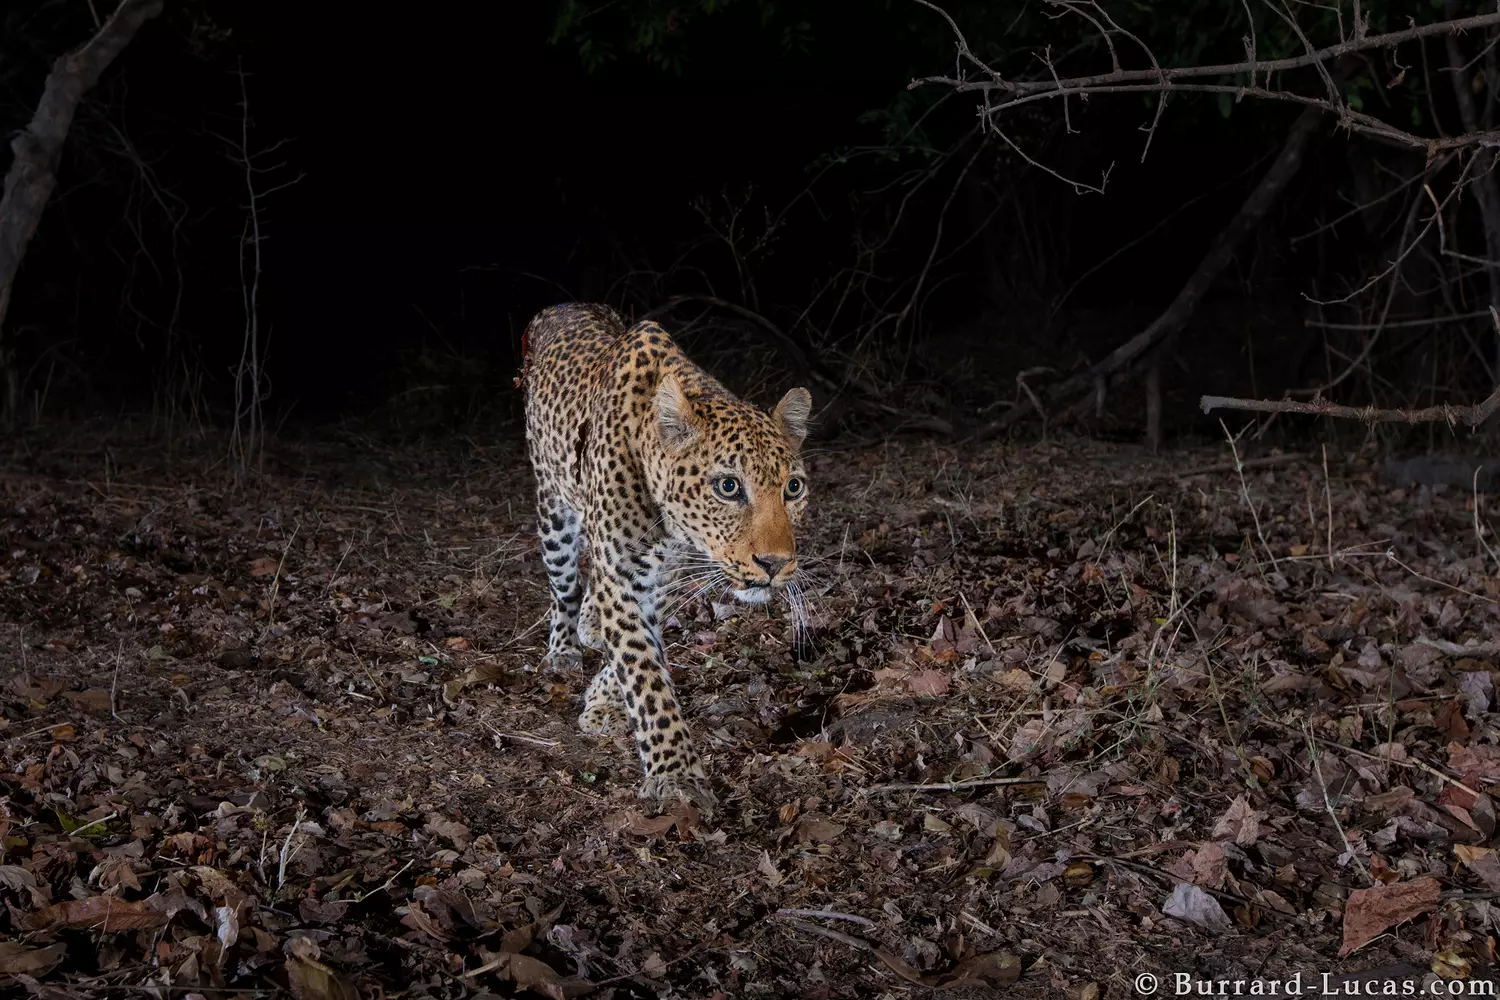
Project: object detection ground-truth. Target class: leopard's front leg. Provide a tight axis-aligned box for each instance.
[593,562,717,814]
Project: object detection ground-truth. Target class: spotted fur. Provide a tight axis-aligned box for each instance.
[521,303,812,813]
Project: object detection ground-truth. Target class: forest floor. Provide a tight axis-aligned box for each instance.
[3,421,1500,999]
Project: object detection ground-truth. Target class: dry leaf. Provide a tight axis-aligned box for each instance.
[906,669,951,696]
[794,814,846,843]
[997,668,1032,692]
[1449,742,1500,780]
[1455,844,1500,891]
[1162,883,1231,933]
[286,954,360,1000]
[1211,795,1264,846]
[1007,717,1051,761]
[62,688,112,714]
[0,941,66,976]
[22,893,169,931]
[215,905,240,957]
[423,812,471,849]
[758,850,784,888]
[501,922,535,956]
[249,556,280,578]
[509,952,567,995]
[936,949,1022,988]
[1169,842,1228,889]
[1339,877,1441,957]
[615,803,698,840]
[400,899,451,941]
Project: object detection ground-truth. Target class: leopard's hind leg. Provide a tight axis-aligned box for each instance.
[535,487,586,668]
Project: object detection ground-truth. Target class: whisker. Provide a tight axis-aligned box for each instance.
[662,572,726,621]
[661,567,726,603]
[784,574,822,659]
[656,571,724,601]
[784,580,813,659]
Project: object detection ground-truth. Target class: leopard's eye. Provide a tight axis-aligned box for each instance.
[785,476,806,500]
[712,476,742,501]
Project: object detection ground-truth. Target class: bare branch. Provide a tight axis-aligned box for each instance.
[1200,386,1500,426]
[912,8,1500,98]
[1304,310,1497,331]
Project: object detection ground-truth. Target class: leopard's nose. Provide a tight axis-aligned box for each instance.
[752,554,791,581]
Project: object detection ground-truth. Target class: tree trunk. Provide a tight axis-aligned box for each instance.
[971,102,1325,441]
[0,0,164,424]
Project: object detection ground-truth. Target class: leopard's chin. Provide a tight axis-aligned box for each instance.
[731,586,772,605]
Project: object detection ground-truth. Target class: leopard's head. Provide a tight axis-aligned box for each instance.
[652,373,812,605]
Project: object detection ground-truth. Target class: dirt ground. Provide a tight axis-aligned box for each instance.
[4,421,1500,999]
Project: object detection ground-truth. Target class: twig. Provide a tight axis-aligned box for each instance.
[1015,367,1050,438]
[776,908,877,928]
[353,859,414,903]
[110,640,123,722]
[1221,420,1279,572]
[484,724,563,749]
[957,591,998,659]
[1384,549,1496,603]
[1322,443,1335,571]
[1308,727,1373,885]
[1266,717,1482,798]
[1174,453,1308,479]
[863,776,1046,794]
[68,811,119,838]
[266,522,299,627]
[1305,310,1496,330]
[276,808,307,891]
[1201,385,1500,426]
[4,721,75,744]
[773,915,924,985]
[913,9,1500,102]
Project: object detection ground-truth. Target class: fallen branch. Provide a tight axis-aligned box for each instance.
[1199,385,1500,427]
[970,103,1325,440]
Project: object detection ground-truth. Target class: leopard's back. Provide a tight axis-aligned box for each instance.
[521,303,630,507]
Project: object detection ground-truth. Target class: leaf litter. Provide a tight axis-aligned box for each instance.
[2,430,1500,994]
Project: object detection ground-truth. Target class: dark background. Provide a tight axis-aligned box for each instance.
[1,0,1491,443]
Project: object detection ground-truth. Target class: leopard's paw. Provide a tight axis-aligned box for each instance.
[540,646,583,674]
[638,771,719,817]
[578,704,629,736]
[576,603,607,652]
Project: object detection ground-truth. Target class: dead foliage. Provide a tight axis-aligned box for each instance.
[3,428,1500,995]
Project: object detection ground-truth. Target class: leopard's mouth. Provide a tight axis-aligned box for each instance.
[730,584,773,605]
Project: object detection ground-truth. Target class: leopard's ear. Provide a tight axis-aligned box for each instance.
[656,372,698,452]
[774,387,812,447]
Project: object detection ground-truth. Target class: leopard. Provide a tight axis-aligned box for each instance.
[520,302,813,813]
